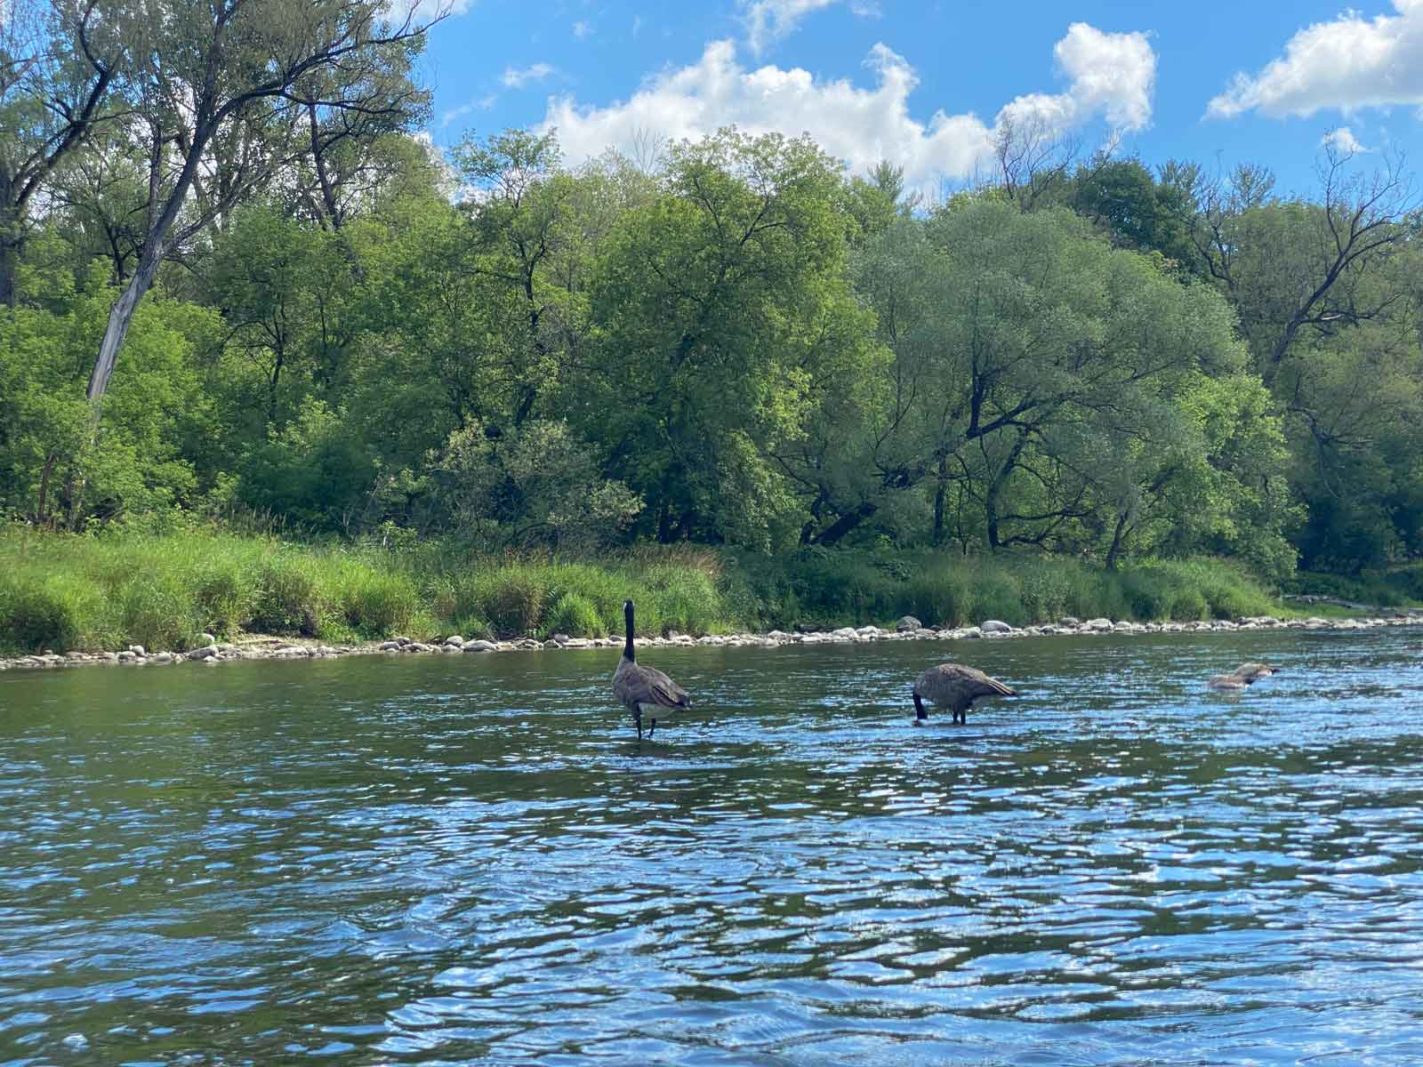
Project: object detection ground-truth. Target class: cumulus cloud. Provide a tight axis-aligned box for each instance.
[1322,126,1370,154]
[741,0,877,55]
[573,19,592,38]
[502,62,556,89]
[539,23,1154,192]
[381,0,473,24]
[1209,1,1423,118]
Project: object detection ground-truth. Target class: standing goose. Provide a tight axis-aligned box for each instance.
[612,599,691,740]
[1206,661,1280,691]
[912,663,1017,725]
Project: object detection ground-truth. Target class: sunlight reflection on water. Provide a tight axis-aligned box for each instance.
[1,627,1421,1064]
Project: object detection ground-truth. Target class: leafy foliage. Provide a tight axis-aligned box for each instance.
[3,101,1420,580]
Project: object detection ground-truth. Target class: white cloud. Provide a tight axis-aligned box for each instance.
[573,19,593,38]
[740,0,878,55]
[1209,1,1423,118]
[538,24,1155,192]
[381,0,473,24]
[1322,125,1370,153]
[502,62,556,89]
[440,93,498,128]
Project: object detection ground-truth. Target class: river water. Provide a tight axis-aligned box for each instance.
[2,628,1421,1065]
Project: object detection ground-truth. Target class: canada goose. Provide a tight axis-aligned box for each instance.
[1206,661,1280,691]
[612,599,691,739]
[912,663,1017,725]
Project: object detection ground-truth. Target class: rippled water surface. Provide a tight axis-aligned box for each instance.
[3,628,1423,1065]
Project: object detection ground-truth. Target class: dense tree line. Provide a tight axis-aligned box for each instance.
[2,2,1420,576]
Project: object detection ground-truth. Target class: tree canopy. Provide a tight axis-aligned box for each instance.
[3,13,1421,577]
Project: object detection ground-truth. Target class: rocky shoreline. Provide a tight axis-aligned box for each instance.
[3,609,1420,673]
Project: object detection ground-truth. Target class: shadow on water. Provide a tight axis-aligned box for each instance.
[1,627,1422,1064]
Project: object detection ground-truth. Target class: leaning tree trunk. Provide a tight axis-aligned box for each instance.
[0,196,20,309]
[1104,507,1130,570]
[931,455,950,546]
[86,246,164,406]
[86,109,212,411]
[0,237,17,309]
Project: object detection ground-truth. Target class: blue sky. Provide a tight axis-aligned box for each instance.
[414,0,1423,196]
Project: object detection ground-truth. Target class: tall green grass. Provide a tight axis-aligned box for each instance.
[1284,563,1423,608]
[0,526,1305,655]
[0,529,430,653]
[727,549,1284,632]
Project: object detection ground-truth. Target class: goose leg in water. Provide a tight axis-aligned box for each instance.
[649,718,657,739]
[634,708,643,741]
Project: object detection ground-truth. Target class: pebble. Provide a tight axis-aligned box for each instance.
[3,609,1419,673]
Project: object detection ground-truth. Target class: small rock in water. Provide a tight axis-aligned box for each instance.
[981,619,1014,634]
[62,1034,88,1052]
[127,645,146,657]
[896,615,923,633]
[1085,618,1113,632]
[1059,617,1081,628]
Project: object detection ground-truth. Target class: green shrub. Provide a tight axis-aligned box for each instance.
[117,573,199,651]
[969,569,1026,626]
[1166,587,1209,620]
[542,592,605,638]
[642,564,722,634]
[905,569,975,627]
[475,570,547,636]
[191,563,256,638]
[336,565,419,637]
[0,575,88,652]
[249,556,326,636]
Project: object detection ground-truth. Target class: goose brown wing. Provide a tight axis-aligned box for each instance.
[640,664,692,709]
[918,663,1016,700]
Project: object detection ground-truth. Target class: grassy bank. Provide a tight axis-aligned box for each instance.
[0,527,1319,655]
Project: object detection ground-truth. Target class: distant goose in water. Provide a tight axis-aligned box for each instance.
[912,663,1018,725]
[612,599,691,740]
[1206,661,1280,691]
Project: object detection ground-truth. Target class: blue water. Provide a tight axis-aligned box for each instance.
[2,627,1421,1064]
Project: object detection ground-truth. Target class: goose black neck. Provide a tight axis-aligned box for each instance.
[623,602,636,661]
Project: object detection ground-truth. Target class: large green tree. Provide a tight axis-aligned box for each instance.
[576,130,882,549]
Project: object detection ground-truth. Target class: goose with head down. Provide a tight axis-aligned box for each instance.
[612,599,691,739]
[912,663,1017,725]
[1206,661,1280,691]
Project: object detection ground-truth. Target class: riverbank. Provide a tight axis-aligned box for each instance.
[4,608,1420,674]
[2,527,1418,661]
